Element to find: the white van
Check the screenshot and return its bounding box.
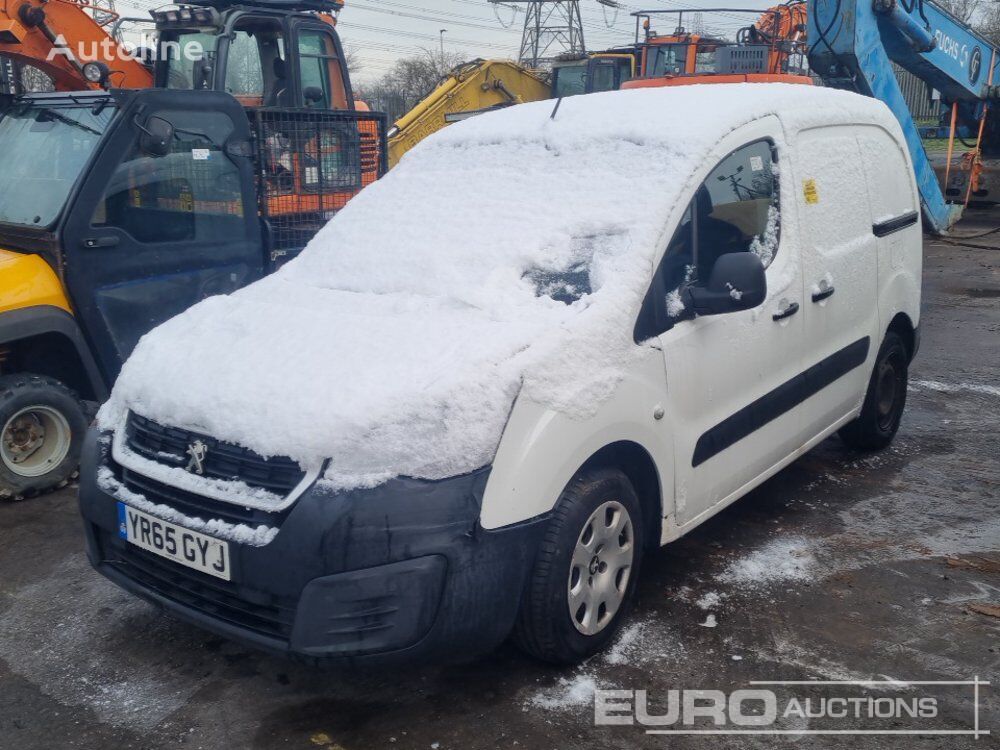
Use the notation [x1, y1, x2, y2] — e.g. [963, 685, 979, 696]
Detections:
[79, 84, 922, 665]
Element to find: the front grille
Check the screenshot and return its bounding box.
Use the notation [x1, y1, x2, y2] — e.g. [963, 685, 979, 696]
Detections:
[120, 467, 284, 527]
[126, 413, 305, 495]
[101, 530, 296, 640]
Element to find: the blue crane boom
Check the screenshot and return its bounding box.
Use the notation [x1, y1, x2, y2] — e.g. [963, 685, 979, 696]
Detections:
[809, 0, 999, 232]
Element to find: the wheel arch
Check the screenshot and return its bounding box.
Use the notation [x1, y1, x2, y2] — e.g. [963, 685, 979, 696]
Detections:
[578, 441, 663, 553]
[886, 311, 917, 362]
[0, 306, 108, 402]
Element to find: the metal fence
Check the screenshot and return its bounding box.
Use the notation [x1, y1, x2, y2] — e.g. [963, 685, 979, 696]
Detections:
[247, 107, 388, 257]
[893, 63, 942, 123]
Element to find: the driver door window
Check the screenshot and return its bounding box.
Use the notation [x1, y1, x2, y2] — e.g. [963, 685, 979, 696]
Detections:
[636, 138, 779, 340]
[296, 29, 348, 109]
[90, 110, 245, 244]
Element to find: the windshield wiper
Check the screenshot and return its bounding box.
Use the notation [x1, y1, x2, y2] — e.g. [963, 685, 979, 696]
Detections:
[36, 108, 103, 137]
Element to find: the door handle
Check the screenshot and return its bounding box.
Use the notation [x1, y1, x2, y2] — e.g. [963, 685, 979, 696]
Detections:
[82, 236, 120, 249]
[772, 301, 800, 321]
[812, 286, 835, 303]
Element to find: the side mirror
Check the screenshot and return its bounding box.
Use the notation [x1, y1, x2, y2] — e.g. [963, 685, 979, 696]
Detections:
[684, 252, 767, 316]
[192, 58, 213, 90]
[304, 86, 324, 105]
[138, 115, 174, 157]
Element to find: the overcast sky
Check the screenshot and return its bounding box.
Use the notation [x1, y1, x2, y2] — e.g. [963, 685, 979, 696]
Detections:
[116, 0, 778, 84]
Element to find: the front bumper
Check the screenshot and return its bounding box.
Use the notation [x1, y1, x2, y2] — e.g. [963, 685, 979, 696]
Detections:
[78, 429, 547, 667]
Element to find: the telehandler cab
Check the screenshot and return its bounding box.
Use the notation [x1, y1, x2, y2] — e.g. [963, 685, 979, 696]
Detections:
[0, 0, 386, 499]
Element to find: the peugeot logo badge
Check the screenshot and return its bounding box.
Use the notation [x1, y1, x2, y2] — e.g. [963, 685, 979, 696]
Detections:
[185, 439, 208, 475]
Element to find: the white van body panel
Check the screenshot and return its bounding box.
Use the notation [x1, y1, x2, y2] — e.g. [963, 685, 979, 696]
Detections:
[480, 108, 922, 547]
[480, 347, 673, 531]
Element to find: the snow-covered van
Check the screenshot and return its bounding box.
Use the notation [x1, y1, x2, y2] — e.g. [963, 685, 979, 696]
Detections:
[79, 84, 922, 665]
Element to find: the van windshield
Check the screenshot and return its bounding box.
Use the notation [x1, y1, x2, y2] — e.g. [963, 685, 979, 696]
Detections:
[0, 101, 115, 228]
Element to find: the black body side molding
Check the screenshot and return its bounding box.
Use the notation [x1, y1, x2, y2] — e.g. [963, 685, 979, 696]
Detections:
[692, 336, 871, 467]
[873, 211, 919, 237]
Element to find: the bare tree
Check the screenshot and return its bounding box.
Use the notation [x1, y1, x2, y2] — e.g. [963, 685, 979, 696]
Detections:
[360, 48, 467, 119]
[976, 2, 1000, 44]
[937, 0, 982, 23]
[342, 45, 361, 77]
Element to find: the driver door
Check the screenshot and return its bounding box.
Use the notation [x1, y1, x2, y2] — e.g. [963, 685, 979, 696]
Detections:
[60, 89, 264, 383]
[642, 138, 807, 526]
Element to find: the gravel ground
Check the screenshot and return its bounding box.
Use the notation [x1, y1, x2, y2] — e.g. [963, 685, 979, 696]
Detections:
[1, 221, 998, 749]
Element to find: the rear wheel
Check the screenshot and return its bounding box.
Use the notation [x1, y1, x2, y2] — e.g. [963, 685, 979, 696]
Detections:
[0, 375, 87, 500]
[839, 331, 909, 451]
[513, 468, 644, 664]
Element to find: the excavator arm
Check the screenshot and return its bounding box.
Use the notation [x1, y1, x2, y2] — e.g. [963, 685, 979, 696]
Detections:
[387, 59, 550, 167]
[0, 0, 152, 90]
[809, 0, 999, 231]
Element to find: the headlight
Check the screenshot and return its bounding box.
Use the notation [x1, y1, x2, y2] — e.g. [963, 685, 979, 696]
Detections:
[82, 62, 109, 86]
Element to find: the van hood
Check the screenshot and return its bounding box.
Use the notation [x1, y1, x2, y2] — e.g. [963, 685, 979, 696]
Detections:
[99, 84, 894, 490]
[103, 279, 561, 488]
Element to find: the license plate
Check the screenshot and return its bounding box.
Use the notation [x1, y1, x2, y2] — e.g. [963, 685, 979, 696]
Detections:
[117, 503, 231, 581]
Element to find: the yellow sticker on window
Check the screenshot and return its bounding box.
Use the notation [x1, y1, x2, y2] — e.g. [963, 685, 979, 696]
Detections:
[803, 179, 819, 204]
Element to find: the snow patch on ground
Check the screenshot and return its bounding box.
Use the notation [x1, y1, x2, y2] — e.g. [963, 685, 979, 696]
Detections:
[695, 591, 725, 610]
[716, 537, 814, 586]
[603, 621, 646, 665]
[0, 557, 202, 730]
[911, 379, 1000, 398]
[527, 673, 600, 711]
[763, 639, 907, 690]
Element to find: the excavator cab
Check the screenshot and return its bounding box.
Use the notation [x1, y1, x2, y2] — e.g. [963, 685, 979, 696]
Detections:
[629, 5, 809, 84]
[550, 51, 635, 98]
[152, 1, 353, 111]
[640, 34, 729, 77]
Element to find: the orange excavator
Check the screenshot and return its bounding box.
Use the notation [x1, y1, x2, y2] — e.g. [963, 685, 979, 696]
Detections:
[0, 0, 151, 89]
[626, 2, 810, 88]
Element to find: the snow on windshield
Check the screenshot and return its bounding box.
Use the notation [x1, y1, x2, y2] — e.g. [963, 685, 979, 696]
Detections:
[100, 85, 893, 490]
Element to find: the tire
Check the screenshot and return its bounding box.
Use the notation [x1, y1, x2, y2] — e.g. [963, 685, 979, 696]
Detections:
[514, 468, 644, 664]
[839, 331, 909, 451]
[0, 374, 87, 501]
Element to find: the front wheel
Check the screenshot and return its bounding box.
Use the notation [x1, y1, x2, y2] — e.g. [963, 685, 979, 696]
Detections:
[513, 468, 644, 664]
[839, 331, 909, 451]
[0, 374, 87, 500]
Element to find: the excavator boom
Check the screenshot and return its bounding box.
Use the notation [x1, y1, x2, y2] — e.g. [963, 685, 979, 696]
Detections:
[809, 0, 1000, 231]
[387, 59, 549, 167]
